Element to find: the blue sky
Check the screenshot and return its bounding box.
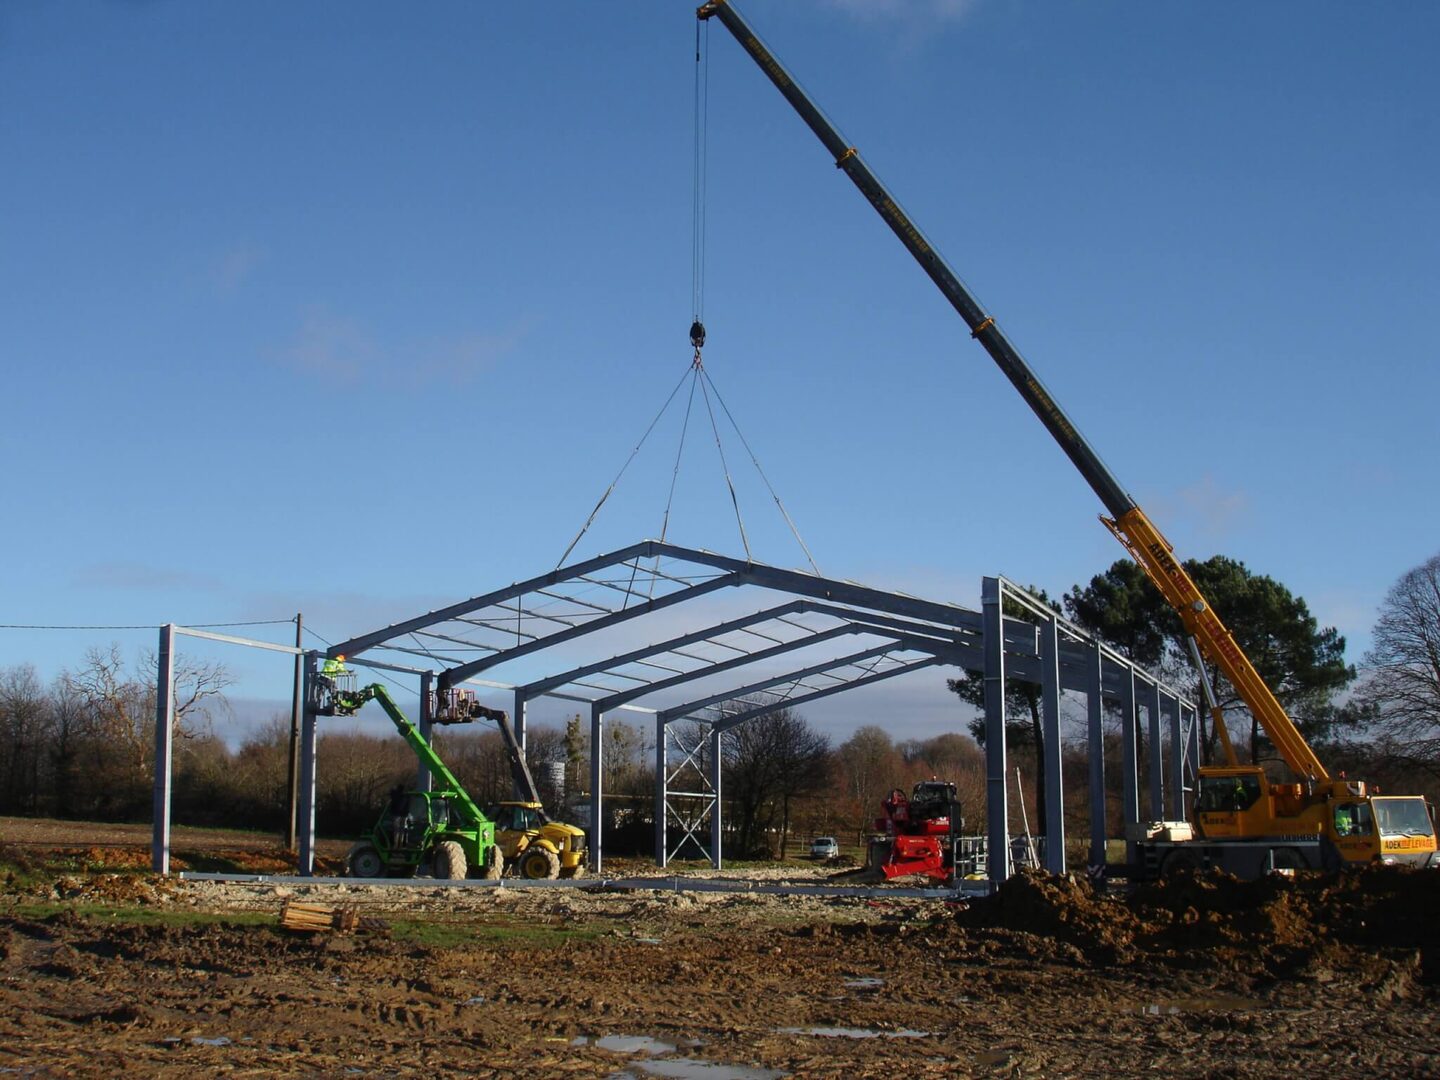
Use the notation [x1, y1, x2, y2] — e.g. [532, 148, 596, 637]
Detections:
[3, 1, 1436, 745]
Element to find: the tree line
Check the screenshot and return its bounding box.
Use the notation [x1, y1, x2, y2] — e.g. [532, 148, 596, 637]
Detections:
[2, 550, 1436, 855]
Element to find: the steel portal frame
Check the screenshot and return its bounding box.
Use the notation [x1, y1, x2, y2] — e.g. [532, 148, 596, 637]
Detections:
[153, 540, 1197, 884]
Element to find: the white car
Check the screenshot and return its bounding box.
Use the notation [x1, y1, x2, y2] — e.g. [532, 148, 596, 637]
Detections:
[810, 837, 839, 860]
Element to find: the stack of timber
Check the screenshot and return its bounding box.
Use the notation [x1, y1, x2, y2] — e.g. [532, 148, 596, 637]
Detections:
[279, 901, 387, 934]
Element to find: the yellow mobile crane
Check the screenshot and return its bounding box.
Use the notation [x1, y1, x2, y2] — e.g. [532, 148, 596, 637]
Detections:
[698, 0, 1437, 876]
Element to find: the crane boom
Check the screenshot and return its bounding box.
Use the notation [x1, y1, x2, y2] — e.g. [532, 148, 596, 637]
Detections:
[698, 0, 1328, 783]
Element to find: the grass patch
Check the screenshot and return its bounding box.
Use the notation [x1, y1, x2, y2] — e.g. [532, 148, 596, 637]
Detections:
[4, 900, 277, 929]
[391, 917, 607, 950]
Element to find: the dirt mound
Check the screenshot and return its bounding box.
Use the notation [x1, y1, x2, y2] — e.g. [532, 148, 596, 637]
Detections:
[958, 867, 1439, 983]
[52, 873, 183, 907]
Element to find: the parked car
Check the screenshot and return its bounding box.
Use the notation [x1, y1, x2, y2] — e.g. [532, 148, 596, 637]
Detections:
[809, 836, 839, 860]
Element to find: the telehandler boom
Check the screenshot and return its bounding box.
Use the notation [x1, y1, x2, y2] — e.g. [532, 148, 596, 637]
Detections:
[698, 0, 1437, 874]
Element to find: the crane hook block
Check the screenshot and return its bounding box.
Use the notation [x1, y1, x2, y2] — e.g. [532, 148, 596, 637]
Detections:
[690, 320, 706, 349]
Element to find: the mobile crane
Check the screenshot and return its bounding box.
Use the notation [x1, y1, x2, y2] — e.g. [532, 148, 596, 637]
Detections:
[697, 0, 1437, 876]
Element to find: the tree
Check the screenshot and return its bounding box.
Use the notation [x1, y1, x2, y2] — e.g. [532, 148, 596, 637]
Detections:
[833, 725, 904, 844]
[1066, 556, 1354, 774]
[723, 708, 830, 858]
[0, 665, 53, 814]
[1361, 553, 1440, 778]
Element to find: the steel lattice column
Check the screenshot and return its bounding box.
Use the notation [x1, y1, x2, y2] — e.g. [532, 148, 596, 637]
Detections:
[655, 715, 668, 868]
[709, 726, 723, 869]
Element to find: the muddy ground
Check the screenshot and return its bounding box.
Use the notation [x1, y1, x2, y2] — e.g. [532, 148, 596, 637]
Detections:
[0, 821, 1437, 1078]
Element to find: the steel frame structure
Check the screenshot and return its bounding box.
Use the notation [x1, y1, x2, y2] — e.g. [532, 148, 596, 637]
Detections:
[153, 540, 1197, 885]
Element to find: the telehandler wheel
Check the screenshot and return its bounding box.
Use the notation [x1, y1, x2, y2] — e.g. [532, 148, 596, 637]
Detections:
[520, 847, 561, 880]
[483, 851, 503, 880]
[346, 843, 385, 879]
[435, 840, 468, 880]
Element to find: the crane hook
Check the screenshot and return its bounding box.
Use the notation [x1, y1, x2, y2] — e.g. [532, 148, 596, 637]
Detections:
[690, 320, 706, 368]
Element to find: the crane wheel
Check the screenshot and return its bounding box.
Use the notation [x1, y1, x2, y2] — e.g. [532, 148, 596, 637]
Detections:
[435, 840, 468, 881]
[520, 847, 561, 880]
[1160, 849, 1203, 877]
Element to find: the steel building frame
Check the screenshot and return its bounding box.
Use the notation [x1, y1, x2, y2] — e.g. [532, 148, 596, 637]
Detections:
[152, 540, 1197, 885]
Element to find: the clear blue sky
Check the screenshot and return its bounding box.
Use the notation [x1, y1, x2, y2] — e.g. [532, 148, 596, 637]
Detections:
[3, 1, 1436, 743]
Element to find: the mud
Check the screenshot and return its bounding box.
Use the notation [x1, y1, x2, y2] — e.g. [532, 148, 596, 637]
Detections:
[1, 828, 1437, 1077]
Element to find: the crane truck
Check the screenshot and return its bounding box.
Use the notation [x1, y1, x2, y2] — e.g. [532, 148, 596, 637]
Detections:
[316, 676, 585, 879]
[697, 0, 1437, 877]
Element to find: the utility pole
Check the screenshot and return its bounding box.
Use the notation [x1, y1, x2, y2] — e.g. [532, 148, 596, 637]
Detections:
[285, 612, 303, 851]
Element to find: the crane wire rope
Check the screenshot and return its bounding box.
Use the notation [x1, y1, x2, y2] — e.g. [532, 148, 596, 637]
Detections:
[691, 17, 709, 329]
[697, 365, 752, 563]
[555, 18, 819, 579]
[553, 364, 694, 570]
[700, 369, 821, 575]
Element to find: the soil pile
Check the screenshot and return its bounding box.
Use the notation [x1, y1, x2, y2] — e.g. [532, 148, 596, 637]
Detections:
[958, 866, 1438, 985]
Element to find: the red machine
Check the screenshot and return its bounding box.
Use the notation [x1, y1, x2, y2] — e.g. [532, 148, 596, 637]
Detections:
[868, 781, 961, 883]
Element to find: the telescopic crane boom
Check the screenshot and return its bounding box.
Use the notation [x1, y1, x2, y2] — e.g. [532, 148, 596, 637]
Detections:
[697, 0, 1326, 783]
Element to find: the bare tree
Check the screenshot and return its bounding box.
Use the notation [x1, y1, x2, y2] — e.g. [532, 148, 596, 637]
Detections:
[1363, 553, 1440, 778]
[833, 725, 903, 844]
[0, 665, 53, 814]
[723, 708, 830, 858]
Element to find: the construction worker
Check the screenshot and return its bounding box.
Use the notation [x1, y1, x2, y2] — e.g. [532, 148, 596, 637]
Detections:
[322, 654, 348, 678]
[1334, 804, 1355, 837]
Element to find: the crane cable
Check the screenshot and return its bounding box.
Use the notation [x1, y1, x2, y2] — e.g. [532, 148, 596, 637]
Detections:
[555, 18, 821, 579]
[690, 17, 709, 351]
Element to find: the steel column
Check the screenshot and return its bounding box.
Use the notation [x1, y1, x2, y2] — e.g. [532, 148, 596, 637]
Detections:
[1086, 642, 1107, 873]
[709, 726, 723, 869]
[286, 613, 303, 851]
[298, 653, 320, 876]
[655, 714, 668, 868]
[1147, 681, 1164, 820]
[417, 672, 434, 792]
[1167, 693, 1184, 819]
[589, 705, 604, 873]
[982, 578, 1010, 884]
[1120, 670, 1139, 865]
[512, 686, 528, 800]
[1039, 610, 1065, 873]
[152, 623, 175, 875]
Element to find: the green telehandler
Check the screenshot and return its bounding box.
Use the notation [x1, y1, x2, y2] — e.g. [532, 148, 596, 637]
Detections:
[318, 678, 503, 880]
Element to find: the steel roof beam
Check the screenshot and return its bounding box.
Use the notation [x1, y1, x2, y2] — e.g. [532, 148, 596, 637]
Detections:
[708, 656, 946, 733]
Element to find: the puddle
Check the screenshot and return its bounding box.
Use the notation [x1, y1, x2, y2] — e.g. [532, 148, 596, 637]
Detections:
[777, 1026, 930, 1039]
[842, 977, 885, 990]
[1139, 995, 1256, 1016]
[635, 937, 663, 945]
[190, 1036, 232, 1047]
[461, 996, 486, 1006]
[636, 1061, 786, 1079]
[574, 1035, 679, 1055]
